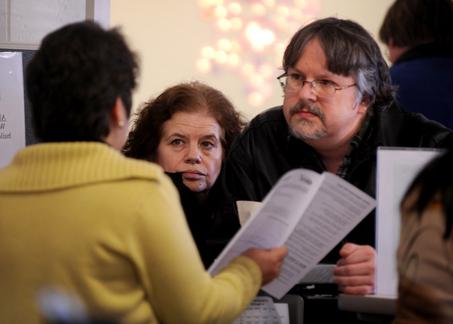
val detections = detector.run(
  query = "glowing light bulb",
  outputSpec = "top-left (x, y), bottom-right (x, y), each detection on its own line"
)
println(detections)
top-left (263, 0), bottom-right (275, 7)
top-left (218, 18), bottom-right (232, 31)
top-left (295, 0), bottom-right (307, 7)
top-left (277, 5), bottom-right (290, 18)
top-left (231, 17), bottom-right (243, 30)
top-left (245, 22), bottom-right (275, 51)
top-left (218, 38), bottom-right (232, 52)
top-left (228, 53), bottom-right (240, 66)
top-left (199, 0), bottom-right (223, 8)
top-left (214, 5), bottom-right (228, 19)
top-left (201, 46), bottom-right (215, 59)
top-left (214, 50), bottom-right (228, 64)
top-left (248, 91), bottom-right (264, 107)
top-left (251, 3), bottom-right (266, 16)
top-left (228, 2), bottom-right (242, 15)
top-left (196, 58), bottom-right (212, 73)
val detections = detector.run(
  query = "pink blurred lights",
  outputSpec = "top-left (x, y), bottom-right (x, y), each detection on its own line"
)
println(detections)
top-left (197, 0), bottom-right (320, 107)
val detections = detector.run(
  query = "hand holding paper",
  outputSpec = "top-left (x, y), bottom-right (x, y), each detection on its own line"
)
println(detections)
top-left (243, 246), bottom-right (288, 285)
top-left (210, 169), bottom-right (376, 299)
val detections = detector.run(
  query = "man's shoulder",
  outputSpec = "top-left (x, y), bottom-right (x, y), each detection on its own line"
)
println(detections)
top-left (244, 106), bottom-right (286, 135)
top-left (375, 104), bottom-right (453, 146)
top-left (250, 105), bottom-right (284, 122)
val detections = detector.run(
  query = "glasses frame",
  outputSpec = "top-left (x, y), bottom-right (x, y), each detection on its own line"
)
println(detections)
top-left (277, 72), bottom-right (356, 98)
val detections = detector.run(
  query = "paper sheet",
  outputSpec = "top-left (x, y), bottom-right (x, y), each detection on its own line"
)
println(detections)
top-left (233, 296), bottom-right (284, 324)
top-left (375, 147), bottom-right (441, 296)
top-left (0, 52), bottom-right (25, 168)
top-left (211, 169), bottom-right (375, 299)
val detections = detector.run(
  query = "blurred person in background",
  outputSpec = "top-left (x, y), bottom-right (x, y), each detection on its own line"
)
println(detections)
top-left (379, 0), bottom-right (453, 128)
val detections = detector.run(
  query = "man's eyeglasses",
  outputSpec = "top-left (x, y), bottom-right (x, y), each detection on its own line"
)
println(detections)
top-left (277, 72), bottom-right (356, 98)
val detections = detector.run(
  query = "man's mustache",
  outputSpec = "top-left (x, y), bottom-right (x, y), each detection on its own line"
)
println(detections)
top-left (289, 102), bottom-right (325, 122)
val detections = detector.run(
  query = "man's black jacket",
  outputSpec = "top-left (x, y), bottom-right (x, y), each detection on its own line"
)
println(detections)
top-left (225, 104), bottom-right (453, 262)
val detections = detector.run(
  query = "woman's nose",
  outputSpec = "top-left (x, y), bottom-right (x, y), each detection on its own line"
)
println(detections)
top-left (185, 144), bottom-right (201, 164)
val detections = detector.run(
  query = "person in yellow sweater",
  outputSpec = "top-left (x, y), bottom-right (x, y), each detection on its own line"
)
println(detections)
top-left (0, 21), bottom-right (287, 323)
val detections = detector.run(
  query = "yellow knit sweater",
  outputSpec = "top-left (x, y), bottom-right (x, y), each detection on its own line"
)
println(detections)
top-left (0, 142), bottom-right (261, 323)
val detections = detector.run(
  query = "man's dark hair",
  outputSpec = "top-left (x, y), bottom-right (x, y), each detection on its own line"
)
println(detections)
top-left (379, 0), bottom-right (453, 48)
top-left (123, 81), bottom-right (245, 161)
top-left (283, 17), bottom-right (394, 110)
top-left (26, 21), bottom-right (138, 142)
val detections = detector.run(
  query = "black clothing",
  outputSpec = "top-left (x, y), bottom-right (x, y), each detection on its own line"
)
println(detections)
top-left (167, 171), bottom-right (240, 269)
top-left (225, 104), bottom-right (453, 263)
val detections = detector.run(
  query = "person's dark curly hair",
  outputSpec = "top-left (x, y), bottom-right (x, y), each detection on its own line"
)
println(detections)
top-left (123, 81), bottom-right (246, 161)
top-left (26, 21), bottom-right (138, 142)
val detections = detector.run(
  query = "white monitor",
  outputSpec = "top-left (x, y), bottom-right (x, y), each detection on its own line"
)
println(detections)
top-left (375, 147), bottom-right (441, 297)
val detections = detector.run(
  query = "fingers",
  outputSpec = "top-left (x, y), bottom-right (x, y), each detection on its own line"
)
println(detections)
top-left (242, 246), bottom-right (288, 285)
top-left (338, 243), bottom-right (375, 263)
top-left (339, 284), bottom-right (374, 295)
top-left (335, 261), bottom-right (375, 277)
top-left (335, 273), bottom-right (374, 286)
top-left (264, 247), bottom-right (288, 284)
top-left (335, 244), bottom-right (376, 295)
top-left (270, 246), bottom-right (289, 262)
top-left (338, 242), bottom-right (359, 258)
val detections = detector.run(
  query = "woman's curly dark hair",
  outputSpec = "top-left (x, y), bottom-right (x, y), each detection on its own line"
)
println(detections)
top-left (123, 81), bottom-right (246, 161)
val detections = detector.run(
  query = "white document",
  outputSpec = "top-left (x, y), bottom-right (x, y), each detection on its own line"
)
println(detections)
top-left (232, 296), bottom-right (283, 324)
top-left (0, 52), bottom-right (26, 169)
top-left (298, 264), bottom-right (335, 284)
top-left (375, 147), bottom-right (441, 297)
top-left (236, 200), bottom-right (263, 226)
top-left (237, 201), bottom-right (335, 284)
top-left (209, 169), bottom-right (376, 299)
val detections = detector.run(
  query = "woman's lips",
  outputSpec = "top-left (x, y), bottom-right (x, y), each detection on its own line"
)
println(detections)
top-left (182, 171), bottom-right (206, 180)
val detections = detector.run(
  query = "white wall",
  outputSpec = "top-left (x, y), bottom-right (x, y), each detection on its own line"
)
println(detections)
top-left (0, 0), bottom-right (110, 49)
top-left (111, 0), bottom-right (394, 121)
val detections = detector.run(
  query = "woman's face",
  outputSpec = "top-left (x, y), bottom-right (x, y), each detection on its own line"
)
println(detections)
top-left (156, 110), bottom-right (224, 192)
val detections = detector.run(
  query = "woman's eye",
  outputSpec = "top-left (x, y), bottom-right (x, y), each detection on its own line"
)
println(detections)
top-left (201, 141), bottom-right (215, 149)
top-left (170, 139), bottom-right (184, 146)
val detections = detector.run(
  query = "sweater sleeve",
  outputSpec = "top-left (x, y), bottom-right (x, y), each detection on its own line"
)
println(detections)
top-left (128, 175), bottom-right (261, 324)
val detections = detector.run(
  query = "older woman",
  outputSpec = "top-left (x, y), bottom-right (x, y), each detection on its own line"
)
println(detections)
top-left (0, 22), bottom-right (287, 323)
top-left (124, 82), bottom-right (245, 267)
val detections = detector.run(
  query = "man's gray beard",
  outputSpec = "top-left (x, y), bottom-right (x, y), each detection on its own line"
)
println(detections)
top-left (288, 102), bottom-right (327, 140)
top-left (289, 119), bottom-right (327, 140)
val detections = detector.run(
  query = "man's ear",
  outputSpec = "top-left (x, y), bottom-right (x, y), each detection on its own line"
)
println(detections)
top-left (110, 97), bottom-right (127, 128)
top-left (357, 96), bottom-right (370, 115)
top-left (104, 97), bottom-right (129, 150)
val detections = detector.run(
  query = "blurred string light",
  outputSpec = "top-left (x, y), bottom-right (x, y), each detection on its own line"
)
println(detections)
top-left (197, 0), bottom-right (320, 107)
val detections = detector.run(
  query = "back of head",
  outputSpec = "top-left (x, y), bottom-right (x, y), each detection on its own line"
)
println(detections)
top-left (379, 0), bottom-right (453, 48)
top-left (124, 81), bottom-right (245, 161)
top-left (26, 21), bottom-right (138, 142)
top-left (283, 17), bottom-right (394, 110)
